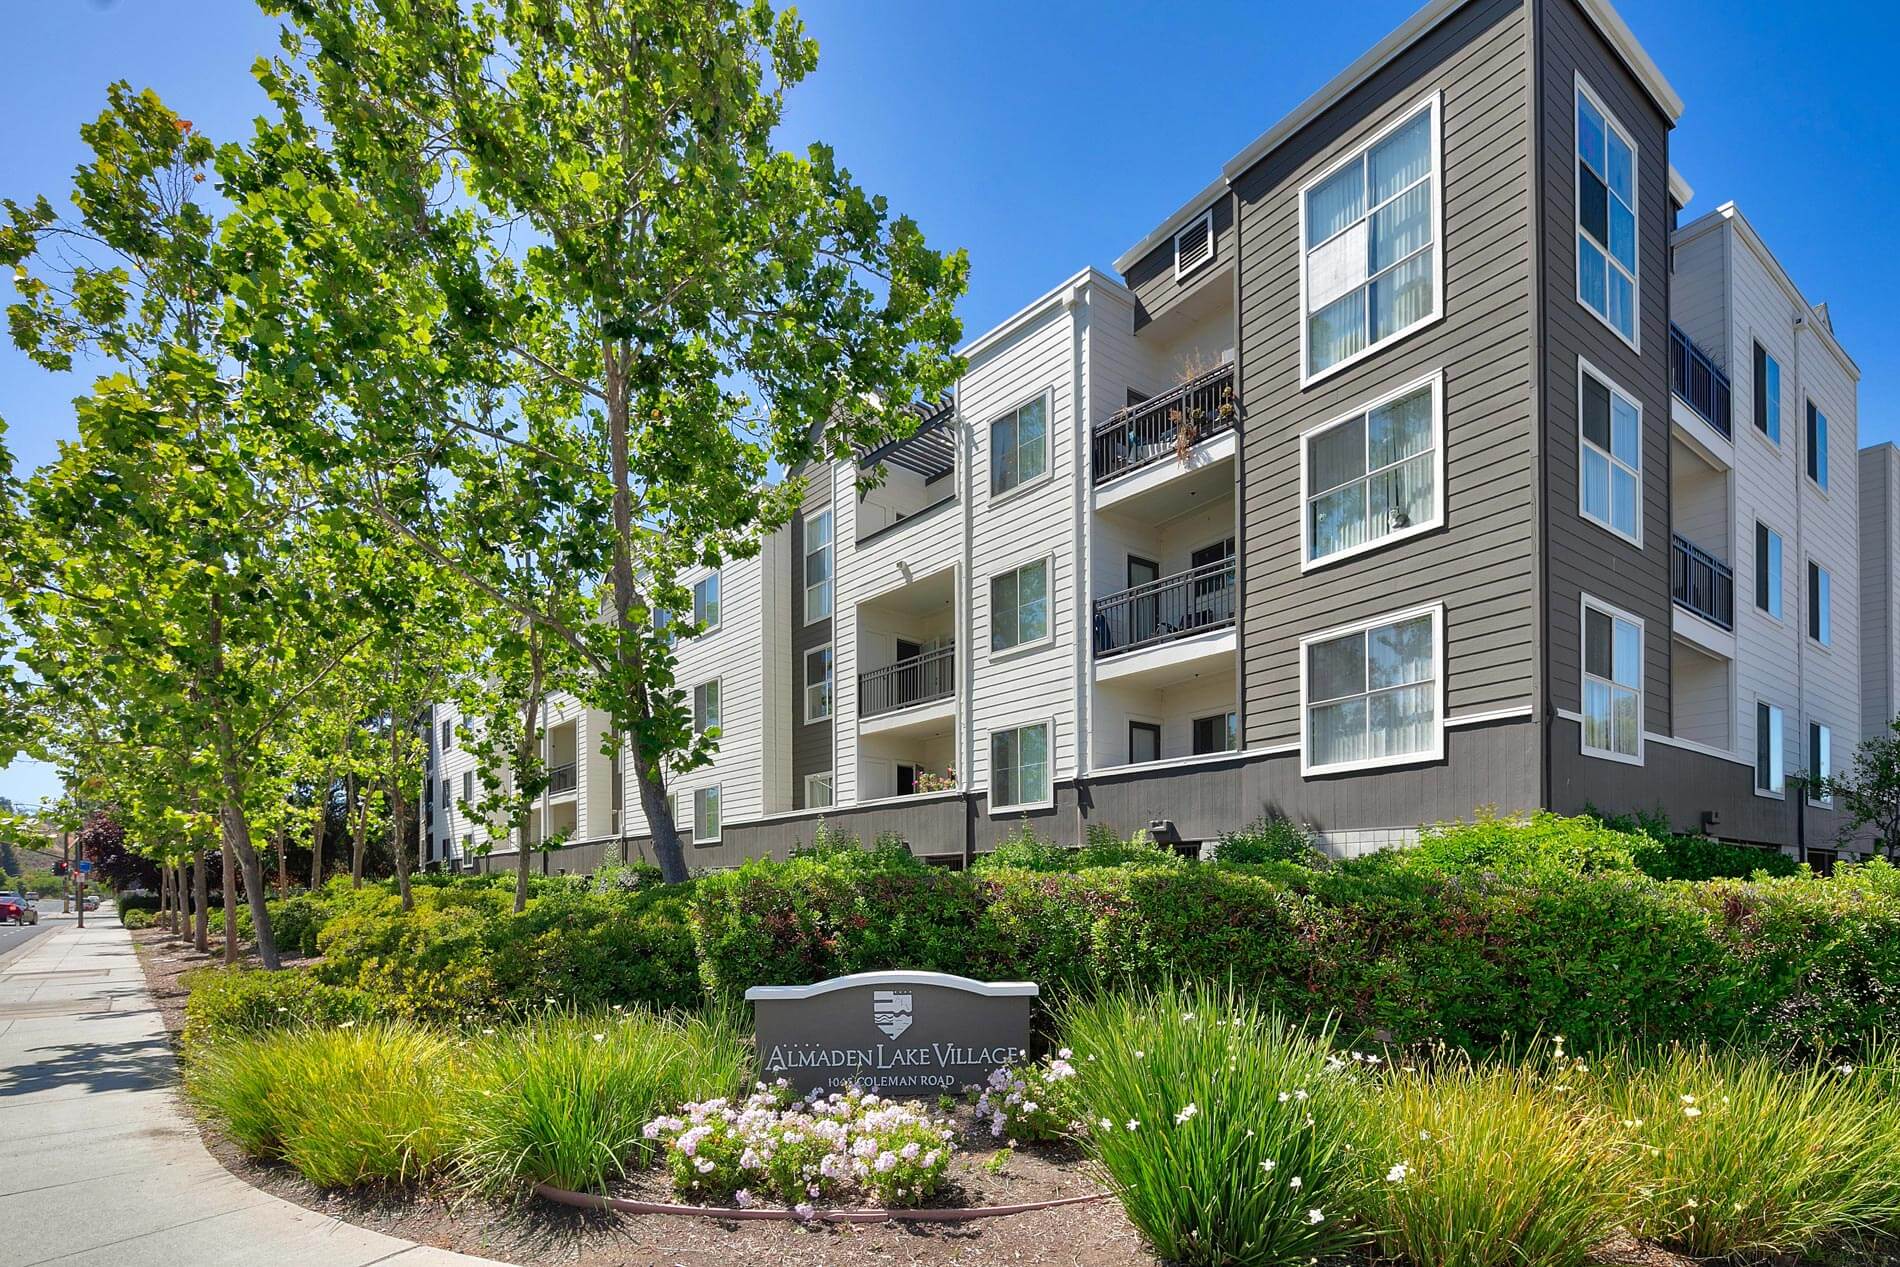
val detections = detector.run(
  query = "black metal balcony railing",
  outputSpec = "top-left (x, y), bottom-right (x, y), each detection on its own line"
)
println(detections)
top-left (547, 761), bottom-right (577, 795)
top-left (1671, 533), bottom-right (1734, 630)
top-left (1670, 323), bottom-right (1732, 438)
top-left (1091, 363), bottom-right (1237, 485)
top-left (859, 644), bottom-right (956, 717)
top-left (1093, 560), bottom-right (1237, 657)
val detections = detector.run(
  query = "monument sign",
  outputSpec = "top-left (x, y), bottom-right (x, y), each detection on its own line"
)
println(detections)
top-left (746, 970), bottom-right (1038, 1096)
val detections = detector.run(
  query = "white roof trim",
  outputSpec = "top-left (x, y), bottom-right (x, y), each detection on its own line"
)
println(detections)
top-left (1116, 0), bottom-right (1684, 276)
top-left (746, 971), bottom-right (1040, 1001)
top-left (1113, 175), bottom-right (1227, 276)
top-left (956, 266), bottom-right (1132, 363)
top-left (1677, 203), bottom-right (1859, 380)
top-left (1667, 163), bottom-right (1693, 209)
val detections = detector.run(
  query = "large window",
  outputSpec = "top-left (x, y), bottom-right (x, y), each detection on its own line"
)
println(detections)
top-left (693, 679), bottom-right (721, 735)
top-left (804, 772), bottom-right (833, 809)
top-left (692, 572), bottom-right (721, 631)
top-left (1193, 712), bottom-right (1239, 755)
top-left (1755, 521), bottom-right (1783, 618)
top-left (692, 786), bottom-right (721, 843)
top-left (1303, 374), bottom-right (1441, 566)
top-left (1809, 722), bottom-right (1833, 807)
top-left (990, 559), bottom-right (1050, 652)
top-left (1301, 96), bottom-right (1441, 379)
top-left (1576, 79), bottom-right (1638, 345)
top-left (803, 509), bottom-right (833, 623)
top-left (1809, 562), bottom-right (1832, 645)
top-left (1129, 721), bottom-right (1161, 765)
top-left (1582, 598), bottom-right (1643, 762)
top-left (990, 722), bottom-right (1052, 810)
top-left (1756, 701), bottom-right (1785, 795)
top-left (989, 393), bottom-right (1049, 496)
top-left (1579, 361), bottom-right (1642, 543)
top-left (1753, 342), bottom-right (1781, 443)
top-left (1301, 605), bottom-right (1441, 775)
top-left (804, 645), bottom-right (833, 722)
top-left (1807, 401), bottom-right (1829, 489)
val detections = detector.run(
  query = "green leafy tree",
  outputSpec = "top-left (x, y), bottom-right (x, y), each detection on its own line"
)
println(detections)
top-left (249, 0), bottom-right (967, 882)
top-left (1823, 717), bottom-right (1900, 858)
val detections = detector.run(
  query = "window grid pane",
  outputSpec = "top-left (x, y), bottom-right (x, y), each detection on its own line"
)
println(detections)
top-left (1305, 616), bottom-right (1437, 768)
top-left (1306, 384), bottom-right (1436, 563)
top-left (1576, 87), bottom-right (1637, 341)
top-left (1579, 369), bottom-right (1640, 539)
top-left (1583, 605), bottom-right (1641, 758)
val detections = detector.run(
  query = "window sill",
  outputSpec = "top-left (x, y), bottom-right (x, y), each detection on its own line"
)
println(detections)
top-left (1580, 743), bottom-right (1644, 767)
top-left (1577, 297), bottom-right (1641, 356)
top-left (1300, 741), bottom-right (1444, 780)
top-left (988, 466), bottom-right (1055, 510)
top-left (1300, 516), bottom-right (1445, 574)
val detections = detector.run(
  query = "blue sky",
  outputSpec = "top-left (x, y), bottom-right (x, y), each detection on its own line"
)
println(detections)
top-left (2, 0), bottom-right (1895, 807)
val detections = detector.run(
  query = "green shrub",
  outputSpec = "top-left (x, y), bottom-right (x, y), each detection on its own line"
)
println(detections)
top-left (1077, 824), bottom-right (1187, 869)
top-left (789, 820), bottom-right (921, 869)
top-left (207, 903), bottom-right (254, 940)
top-left (1390, 810), bottom-right (1642, 881)
top-left (1059, 984), bottom-right (1365, 1264)
top-left (121, 908), bottom-right (155, 930)
top-left (972, 821), bottom-right (1074, 873)
top-left (1601, 1045), bottom-right (1900, 1258)
top-left (455, 1008), bottom-right (749, 1194)
top-left (1214, 814), bottom-right (1321, 867)
top-left (1353, 1051), bottom-right (1631, 1267)
top-left (182, 967), bottom-right (381, 1047)
top-left (267, 893), bottom-right (332, 958)
top-left (185, 1020), bottom-right (461, 1186)
top-left (117, 893), bottom-right (160, 924)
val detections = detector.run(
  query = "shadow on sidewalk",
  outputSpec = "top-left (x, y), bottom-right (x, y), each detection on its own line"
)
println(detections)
top-left (0, 1033), bottom-right (175, 1099)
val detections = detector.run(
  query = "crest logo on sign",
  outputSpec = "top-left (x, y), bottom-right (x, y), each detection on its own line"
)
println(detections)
top-left (872, 989), bottom-right (913, 1039)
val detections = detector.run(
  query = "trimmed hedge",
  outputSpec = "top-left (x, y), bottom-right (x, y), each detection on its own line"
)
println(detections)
top-left (182, 966), bottom-right (382, 1046)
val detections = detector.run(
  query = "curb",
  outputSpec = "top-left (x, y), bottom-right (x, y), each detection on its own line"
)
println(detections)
top-left (533, 1181), bottom-right (1112, 1223)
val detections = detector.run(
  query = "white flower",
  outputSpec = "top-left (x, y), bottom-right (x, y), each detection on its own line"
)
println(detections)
top-left (794, 1202), bottom-right (815, 1221)
top-left (695, 1158), bottom-right (714, 1173)
top-left (1174, 1103), bottom-right (1199, 1125)
top-left (1126, 1119), bottom-right (1140, 1131)
top-left (1289, 1176), bottom-right (1302, 1191)
top-left (734, 1189), bottom-right (753, 1209)
top-left (1293, 1089), bottom-right (1309, 1102)
top-left (1278, 1092), bottom-right (1291, 1103)
top-left (1837, 1064), bottom-right (1856, 1077)
top-left (1058, 1048), bottom-right (1072, 1060)
top-left (1386, 1163), bottom-right (1409, 1183)
top-left (1134, 1050), bottom-right (1144, 1059)
top-left (1260, 1159), bottom-right (1275, 1172)
top-left (1683, 1106), bottom-right (1702, 1118)
top-left (1306, 1208), bottom-right (1324, 1224)
top-left (337, 1020), bottom-right (356, 1029)
top-left (1182, 1012), bottom-right (1196, 1022)
top-left (592, 1033), bottom-right (605, 1042)
top-left (1680, 1094), bottom-right (1697, 1105)
top-left (1098, 1118), bottom-right (1113, 1132)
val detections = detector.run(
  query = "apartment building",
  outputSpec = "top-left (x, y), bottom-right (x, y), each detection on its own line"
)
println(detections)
top-left (1862, 443), bottom-right (1900, 744)
top-left (424, 0), bottom-right (1879, 874)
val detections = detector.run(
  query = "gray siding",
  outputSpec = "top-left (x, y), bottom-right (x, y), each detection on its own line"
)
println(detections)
top-left (790, 480), bottom-right (834, 807)
top-left (1125, 194), bottom-right (1236, 333)
top-left (1860, 445), bottom-right (1897, 738)
top-left (1233, 0), bottom-right (1539, 787)
top-left (1536, 0), bottom-right (1674, 729)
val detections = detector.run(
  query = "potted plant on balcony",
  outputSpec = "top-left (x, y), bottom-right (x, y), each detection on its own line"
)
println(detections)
top-left (915, 768), bottom-right (956, 793)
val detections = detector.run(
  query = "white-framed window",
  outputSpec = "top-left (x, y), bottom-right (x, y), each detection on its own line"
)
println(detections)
top-left (1174, 207), bottom-right (1215, 279)
top-left (462, 769), bottom-right (474, 804)
top-left (1302, 371), bottom-right (1442, 567)
top-left (803, 509), bottom-right (833, 623)
top-left (1755, 521), bottom-right (1783, 619)
top-left (692, 786), bottom-right (721, 843)
top-left (1752, 341), bottom-right (1781, 444)
top-left (989, 392), bottom-right (1050, 497)
top-left (692, 572), bottom-right (721, 631)
top-left (440, 719), bottom-right (452, 750)
top-left (693, 679), bottom-right (721, 735)
top-left (1806, 400), bottom-right (1830, 490)
top-left (1581, 596), bottom-right (1643, 763)
top-left (440, 778), bottom-right (450, 811)
top-left (804, 644), bottom-right (833, 723)
top-left (804, 772), bottom-right (834, 809)
top-left (1300, 93), bottom-right (1442, 382)
top-left (1129, 720), bottom-right (1162, 765)
top-left (989, 558), bottom-right (1050, 652)
top-left (1575, 76), bottom-right (1639, 347)
top-left (1808, 561), bottom-right (1831, 645)
top-left (1300, 603), bottom-right (1443, 776)
top-left (1578, 359), bottom-right (1642, 544)
top-left (1192, 712), bottom-right (1239, 755)
top-left (1808, 722), bottom-right (1833, 807)
top-left (990, 720), bottom-right (1052, 811)
top-left (1755, 701), bottom-right (1785, 795)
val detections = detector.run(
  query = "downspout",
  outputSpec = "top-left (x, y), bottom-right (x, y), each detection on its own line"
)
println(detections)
top-left (959, 372), bottom-right (976, 869)
top-left (1528, 0), bottom-right (1551, 812)
top-left (1070, 281), bottom-right (1091, 847)
top-left (1792, 310), bottom-right (1808, 859)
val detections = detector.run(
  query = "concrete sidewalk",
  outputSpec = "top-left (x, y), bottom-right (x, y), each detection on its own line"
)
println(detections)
top-left (0, 915), bottom-right (502, 1267)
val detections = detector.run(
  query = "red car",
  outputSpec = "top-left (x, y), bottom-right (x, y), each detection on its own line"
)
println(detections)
top-left (0, 891), bottom-right (38, 925)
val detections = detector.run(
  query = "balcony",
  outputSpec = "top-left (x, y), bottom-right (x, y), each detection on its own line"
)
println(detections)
top-left (1094, 560), bottom-right (1235, 657)
top-left (1092, 364), bottom-right (1237, 485)
top-left (547, 761), bottom-right (578, 795)
top-left (1671, 534), bottom-right (1733, 631)
top-left (859, 644), bottom-right (955, 718)
top-left (1670, 324), bottom-right (1731, 439)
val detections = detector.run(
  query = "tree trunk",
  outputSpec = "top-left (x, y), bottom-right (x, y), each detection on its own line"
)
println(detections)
top-left (171, 864), bottom-right (184, 936)
top-left (192, 848), bottom-right (209, 953)
top-left (631, 747), bottom-right (686, 885)
top-left (310, 774), bottom-right (328, 891)
top-left (388, 723), bottom-right (414, 913)
top-left (222, 839), bottom-right (238, 966)
top-left (275, 826), bottom-right (288, 896)
top-left (514, 643), bottom-right (547, 913)
top-left (158, 865), bottom-right (172, 935)
top-left (214, 719), bottom-right (282, 970)
top-left (349, 772), bottom-right (368, 888)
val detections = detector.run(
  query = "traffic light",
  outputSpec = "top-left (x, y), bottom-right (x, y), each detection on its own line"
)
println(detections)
top-left (53, 860), bottom-right (69, 876)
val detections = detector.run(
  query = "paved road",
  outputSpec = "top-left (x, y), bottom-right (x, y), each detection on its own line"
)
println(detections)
top-left (0, 918), bottom-right (54, 963)
top-left (0, 916), bottom-right (503, 1267)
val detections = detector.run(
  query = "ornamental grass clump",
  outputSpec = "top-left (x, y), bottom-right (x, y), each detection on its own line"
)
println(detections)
top-left (644, 1083), bottom-right (956, 1209)
top-left (455, 1007), bottom-right (749, 1195)
top-left (1351, 1043), bottom-right (1631, 1267)
top-left (1602, 1044), bottom-right (1900, 1258)
top-left (185, 1020), bottom-right (462, 1187)
top-left (1057, 983), bottom-right (1367, 1265)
